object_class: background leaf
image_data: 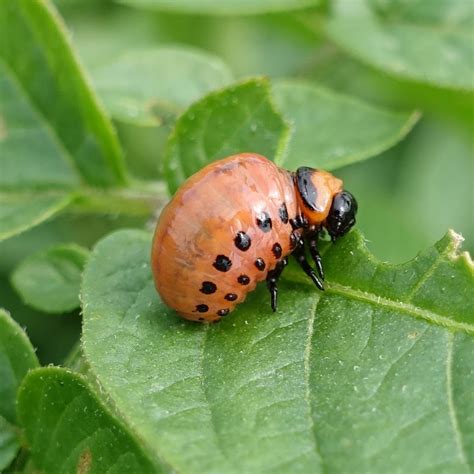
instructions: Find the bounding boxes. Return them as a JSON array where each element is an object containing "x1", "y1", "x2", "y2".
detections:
[
  {"x1": 0, "y1": 416, "x2": 18, "y2": 471},
  {"x1": 11, "y1": 244, "x2": 90, "y2": 314},
  {"x1": 164, "y1": 78, "x2": 290, "y2": 194},
  {"x1": 0, "y1": 0, "x2": 127, "y2": 187},
  {"x1": 0, "y1": 0, "x2": 129, "y2": 242},
  {"x1": 0, "y1": 194, "x2": 73, "y2": 243},
  {"x1": 1, "y1": 1, "x2": 473, "y2": 470},
  {"x1": 82, "y1": 229, "x2": 473, "y2": 473},
  {"x1": 0, "y1": 309, "x2": 39, "y2": 470},
  {"x1": 120, "y1": 0, "x2": 321, "y2": 15},
  {"x1": 324, "y1": 0, "x2": 474, "y2": 90},
  {"x1": 93, "y1": 47, "x2": 234, "y2": 127},
  {"x1": 17, "y1": 367, "x2": 158, "y2": 473},
  {"x1": 273, "y1": 79, "x2": 420, "y2": 170},
  {"x1": 0, "y1": 309, "x2": 39, "y2": 424}
]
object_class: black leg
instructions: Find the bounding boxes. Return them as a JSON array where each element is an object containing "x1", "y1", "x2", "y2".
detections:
[
  {"x1": 293, "y1": 238, "x2": 324, "y2": 291},
  {"x1": 308, "y1": 233, "x2": 324, "y2": 280},
  {"x1": 266, "y1": 257, "x2": 288, "y2": 312}
]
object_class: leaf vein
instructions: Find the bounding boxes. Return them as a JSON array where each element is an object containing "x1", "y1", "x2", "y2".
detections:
[
  {"x1": 305, "y1": 295, "x2": 325, "y2": 472},
  {"x1": 406, "y1": 244, "x2": 450, "y2": 302},
  {"x1": 446, "y1": 332, "x2": 469, "y2": 468},
  {"x1": 327, "y1": 283, "x2": 473, "y2": 334}
]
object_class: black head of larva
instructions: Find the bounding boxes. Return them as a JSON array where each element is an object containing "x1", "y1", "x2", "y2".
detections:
[{"x1": 326, "y1": 191, "x2": 358, "y2": 241}]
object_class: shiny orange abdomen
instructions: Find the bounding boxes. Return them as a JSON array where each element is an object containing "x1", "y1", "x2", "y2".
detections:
[{"x1": 151, "y1": 154, "x2": 300, "y2": 322}]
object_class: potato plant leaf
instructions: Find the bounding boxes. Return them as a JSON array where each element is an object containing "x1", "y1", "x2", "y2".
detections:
[
  {"x1": 164, "y1": 77, "x2": 419, "y2": 194},
  {"x1": 324, "y1": 0, "x2": 474, "y2": 90},
  {"x1": 0, "y1": 0, "x2": 128, "y2": 241},
  {"x1": 120, "y1": 0, "x2": 321, "y2": 15},
  {"x1": 164, "y1": 78, "x2": 290, "y2": 194},
  {"x1": 93, "y1": 47, "x2": 234, "y2": 127},
  {"x1": 273, "y1": 79, "x2": 420, "y2": 170},
  {"x1": 0, "y1": 309, "x2": 39, "y2": 470},
  {"x1": 11, "y1": 244, "x2": 90, "y2": 314},
  {"x1": 0, "y1": 416, "x2": 18, "y2": 471},
  {"x1": 17, "y1": 368, "x2": 158, "y2": 473},
  {"x1": 0, "y1": 194, "x2": 73, "y2": 243},
  {"x1": 81, "y1": 228, "x2": 473, "y2": 473}
]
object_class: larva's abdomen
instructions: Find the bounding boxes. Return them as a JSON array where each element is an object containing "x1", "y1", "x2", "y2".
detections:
[{"x1": 152, "y1": 154, "x2": 300, "y2": 322}]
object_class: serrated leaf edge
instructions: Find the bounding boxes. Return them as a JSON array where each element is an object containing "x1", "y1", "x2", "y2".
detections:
[{"x1": 326, "y1": 229, "x2": 473, "y2": 334}]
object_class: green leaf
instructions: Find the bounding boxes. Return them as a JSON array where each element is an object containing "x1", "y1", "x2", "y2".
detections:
[
  {"x1": 93, "y1": 47, "x2": 234, "y2": 127},
  {"x1": 0, "y1": 309, "x2": 39, "y2": 470},
  {"x1": 11, "y1": 244, "x2": 90, "y2": 314},
  {"x1": 82, "y1": 228, "x2": 474, "y2": 473},
  {"x1": 0, "y1": 0, "x2": 127, "y2": 188},
  {"x1": 0, "y1": 416, "x2": 19, "y2": 471},
  {"x1": 164, "y1": 78, "x2": 290, "y2": 194},
  {"x1": 0, "y1": 0, "x2": 131, "y2": 242},
  {"x1": 120, "y1": 0, "x2": 321, "y2": 15},
  {"x1": 272, "y1": 79, "x2": 420, "y2": 170},
  {"x1": 164, "y1": 76, "x2": 419, "y2": 194},
  {"x1": 0, "y1": 194, "x2": 73, "y2": 243},
  {"x1": 0, "y1": 309, "x2": 39, "y2": 424},
  {"x1": 17, "y1": 367, "x2": 158, "y2": 473},
  {"x1": 324, "y1": 0, "x2": 474, "y2": 90}
]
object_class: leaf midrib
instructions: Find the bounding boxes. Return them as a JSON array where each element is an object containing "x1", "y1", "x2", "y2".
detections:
[
  {"x1": 327, "y1": 282, "x2": 473, "y2": 334},
  {"x1": 0, "y1": 58, "x2": 81, "y2": 183}
]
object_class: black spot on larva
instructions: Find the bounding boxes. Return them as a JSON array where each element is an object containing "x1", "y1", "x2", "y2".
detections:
[
  {"x1": 272, "y1": 242, "x2": 282, "y2": 259},
  {"x1": 237, "y1": 274, "x2": 250, "y2": 285},
  {"x1": 290, "y1": 215, "x2": 308, "y2": 230},
  {"x1": 279, "y1": 203, "x2": 289, "y2": 224},
  {"x1": 217, "y1": 309, "x2": 230, "y2": 316},
  {"x1": 256, "y1": 212, "x2": 272, "y2": 233},
  {"x1": 213, "y1": 255, "x2": 232, "y2": 272},
  {"x1": 200, "y1": 281, "x2": 217, "y2": 294},
  {"x1": 195, "y1": 304, "x2": 209, "y2": 313},
  {"x1": 234, "y1": 231, "x2": 251, "y2": 251},
  {"x1": 225, "y1": 293, "x2": 238, "y2": 301},
  {"x1": 198, "y1": 317, "x2": 205, "y2": 321},
  {"x1": 296, "y1": 167, "x2": 319, "y2": 212},
  {"x1": 255, "y1": 258, "x2": 266, "y2": 271},
  {"x1": 290, "y1": 232, "x2": 298, "y2": 249}
]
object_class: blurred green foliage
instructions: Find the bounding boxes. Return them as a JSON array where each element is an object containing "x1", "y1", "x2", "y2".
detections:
[
  {"x1": 0, "y1": 1, "x2": 473, "y2": 472},
  {"x1": 57, "y1": 0, "x2": 472, "y2": 263},
  {"x1": 0, "y1": 0, "x2": 472, "y2": 385}
]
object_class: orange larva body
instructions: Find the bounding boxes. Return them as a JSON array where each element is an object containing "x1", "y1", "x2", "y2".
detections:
[{"x1": 152, "y1": 153, "x2": 353, "y2": 323}]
